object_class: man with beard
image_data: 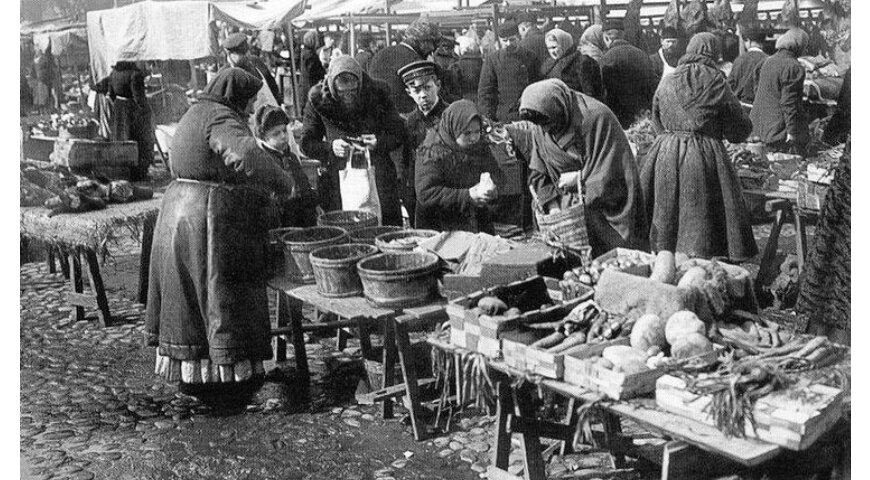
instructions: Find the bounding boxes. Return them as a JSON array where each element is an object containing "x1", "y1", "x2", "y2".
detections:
[
  {"x1": 650, "y1": 26, "x2": 683, "y2": 80},
  {"x1": 300, "y1": 56, "x2": 406, "y2": 226},
  {"x1": 477, "y1": 20, "x2": 541, "y2": 122},
  {"x1": 398, "y1": 61, "x2": 451, "y2": 226}
]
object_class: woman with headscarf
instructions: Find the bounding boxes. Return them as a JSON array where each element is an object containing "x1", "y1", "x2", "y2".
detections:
[
  {"x1": 541, "y1": 28, "x2": 603, "y2": 100},
  {"x1": 751, "y1": 28, "x2": 810, "y2": 155},
  {"x1": 415, "y1": 100, "x2": 503, "y2": 233},
  {"x1": 300, "y1": 56, "x2": 405, "y2": 226},
  {"x1": 298, "y1": 30, "x2": 326, "y2": 111},
  {"x1": 578, "y1": 25, "x2": 606, "y2": 64},
  {"x1": 145, "y1": 68, "x2": 297, "y2": 405},
  {"x1": 640, "y1": 32, "x2": 756, "y2": 261},
  {"x1": 505, "y1": 79, "x2": 648, "y2": 257}
]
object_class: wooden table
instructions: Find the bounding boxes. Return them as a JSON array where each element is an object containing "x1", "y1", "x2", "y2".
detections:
[
  {"x1": 20, "y1": 198, "x2": 161, "y2": 327},
  {"x1": 428, "y1": 337, "x2": 783, "y2": 480},
  {"x1": 268, "y1": 277, "x2": 447, "y2": 439}
]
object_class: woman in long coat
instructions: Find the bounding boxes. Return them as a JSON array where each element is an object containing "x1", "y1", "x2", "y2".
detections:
[
  {"x1": 506, "y1": 79, "x2": 648, "y2": 257},
  {"x1": 540, "y1": 28, "x2": 603, "y2": 100},
  {"x1": 750, "y1": 28, "x2": 810, "y2": 155},
  {"x1": 640, "y1": 32, "x2": 757, "y2": 261},
  {"x1": 415, "y1": 100, "x2": 503, "y2": 233},
  {"x1": 145, "y1": 68, "x2": 296, "y2": 403}
]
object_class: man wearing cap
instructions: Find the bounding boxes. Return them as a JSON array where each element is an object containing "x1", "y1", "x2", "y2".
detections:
[
  {"x1": 368, "y1": 16, "x2": 444, "y2": 115},
  {"x1": 398, "y1": 60, "x2": 451, "y2": 226},
  {"x1": 222, "y1": 33, "x2": 282, "y2": 106},
  {"x1": 599, "y1": 18, "x2": 658, "y2": 127},
  {"x1": 728, "y1": 26, "x2": 769, "y2": 104},
  {"x1": 518, "y1": 13, "x2": 549, "y2": 65},
  {"x1": 650, "y1": 26, "x2": 683, "y2": 80},
  {"x1": 478, "y1": 20, "x2": 541, "y2": 122}
]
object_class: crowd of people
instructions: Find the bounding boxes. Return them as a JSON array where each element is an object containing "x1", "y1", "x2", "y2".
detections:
[{"x1": 141, "y1": 14, "x2": 850, "y2": 400}]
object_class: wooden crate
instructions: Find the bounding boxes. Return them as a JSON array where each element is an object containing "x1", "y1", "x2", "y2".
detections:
[
  {"x1": 51, "y1": 138, "x2": 139, "y2": 170},
  {"x1": 562, "y1": 338, "x2": 653, "y2": 398},
  {"x1": 656, "y1": 375, "x2": 844, "y2": 450},
  {"x1": 593, "y1": 248, "x2": 656, "y2": 278}
]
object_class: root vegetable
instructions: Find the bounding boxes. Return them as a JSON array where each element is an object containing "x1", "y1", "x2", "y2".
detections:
[
  {"x1": 547, "y1": 331, "x2": 588, "y2": 353},
  {"x1": 630, "y1": 314, "x2": 667, "y2": 351},
  {"x1": 530, "y1": 331, "x2": 566, "y2": 349},
  {"x1": 665, "y1": 311, "x2": 706, "y2": 345},
  {"x1": 650, "y1": 250, "x2": 677, "y2": 284},
  {"x1": 477, "y1": 297, "x2": 508, "y2": 315},
  {"x1": 671, "y1": 333, "x2": 714, "y2": 359},
  {"x1": 791, "y1": 336, "x2": 828, "y2": 359}
]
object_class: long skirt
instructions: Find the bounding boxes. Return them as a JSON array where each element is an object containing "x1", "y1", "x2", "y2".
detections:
[
  {"x1": 640, "y1": 132, "x2": 758, "y2": 261},
  {"x1": 112, "y1": 98, "x2": 155, "y2": 179}
]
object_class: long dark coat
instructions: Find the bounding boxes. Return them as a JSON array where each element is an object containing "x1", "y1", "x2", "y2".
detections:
[
  {"x1": 519, "y1": 27, "x2": 550, "y2": 65},
  {"x1": 452, "y1": 52, "x2": 484, "y2": 104},
  {"x1": 750, "y1": 49, "x2": 809, "y2": 146},
  {"x1": 640, "y1": 54, "x2": 757, "y2": 261},
  {"x1": 299, "y1": 73, "x2": 405, "y2": 226},
  {"x1": 600, "y1": 39, "x2": 659, "y2": 128},
  {"x1": 477, "y1": 46, "x2": 541, "y2": 122},
  {"x1": 145, "y1": 73, "x2": 295, "y2": 365},
  {"x1": 297, "y1": 46, "x2": 325, "y2": 110},
  {"x1": 402, "y1": 99, "x2": 450, "y2": 227},
  {"x1": 541, "y1": 51, "x2": 603, "y2": 100},
  {"x1": 727, "y1": 49, "x2": 768, "y2": 104}
]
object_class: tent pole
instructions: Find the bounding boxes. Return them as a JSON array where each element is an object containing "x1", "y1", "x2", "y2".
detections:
[
  {"x1": 287, "y1": 23, "x2": 300, "y2": 118},
  {"x1": 349, "y1": 13, "x2": 356, "y2": 56}
]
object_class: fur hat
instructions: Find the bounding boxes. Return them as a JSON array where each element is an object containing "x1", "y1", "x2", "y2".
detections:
[{"x1": 254, "y1": 105, "x2": 289, "y2": 138}]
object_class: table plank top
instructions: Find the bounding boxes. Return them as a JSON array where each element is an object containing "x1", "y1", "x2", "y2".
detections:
[{"x1": 427, "y1": 337, "x2": 782, "y2": 467}]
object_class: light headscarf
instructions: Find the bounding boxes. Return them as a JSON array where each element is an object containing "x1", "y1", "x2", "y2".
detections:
[{"x1": 545, "y1": 28, "x2": 575, "y2": 59}]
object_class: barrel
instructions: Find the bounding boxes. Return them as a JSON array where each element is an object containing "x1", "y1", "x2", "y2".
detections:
[
  {"x1": 357, "y1": 251, "x2": 441, "y2": 308},
  {"x1": 317, "y1": 210, "x2": 378, "y2": 234},
  {"x1": 282, "y1": 226, "x2": 349, "y2": 283},
  {"x1": 374, "y1": 229, "x2": 439, "y2": 253},
  {"x1": 309, "y1": 243, "x2": 378, "y2": 298},
  {"x1": 349, "y1": 225, "x2": 403, "y2": 246}
]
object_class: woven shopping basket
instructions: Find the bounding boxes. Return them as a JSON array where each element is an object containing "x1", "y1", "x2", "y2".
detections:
[{"x1": 534, "y1": 197, "x2": 589, "y2": 252}]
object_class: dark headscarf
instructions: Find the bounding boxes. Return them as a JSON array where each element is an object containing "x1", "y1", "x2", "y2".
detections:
[
  {"x1": 519, "y1": 79, "x2": 578, "y2": 142},
  {"x1": 775, "y1": 27, "x2": 809, "y2": 56},
  {"x1": 201, "y1": 67, "x2": 263, "y2": 114},
  {"x1": 679, "y1": 32, "x2": 721, "y2": 69},
  {"x1": 437, "y1": 100, "x2": 482, "y2": 150}
]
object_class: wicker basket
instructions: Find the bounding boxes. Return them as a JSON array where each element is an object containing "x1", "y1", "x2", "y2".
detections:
[
  {"x1": 309, "y1": 243, "x2": 378, "y2": 297},
  {"x1": 357, "y1": 252, "x2": 441, "y2": 308},
  {"x1": 535, "y1": 201, "x2": 589, "y2": 251},
  {"x1": 349, "y1": 225, "x2": 403, "y2": 246},
  {"x1": 374, "y1": 229, "x2": 439, "y2": 253},
  {"x1": 317, "y1": 210, "x2": 379, "y2": 233},
  {"x1": 282, "y1": 226, "x2": 349, "y2": 284}
]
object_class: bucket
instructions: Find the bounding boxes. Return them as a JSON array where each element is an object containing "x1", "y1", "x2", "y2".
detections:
[
  {"x1": 317, "y1": 210, "x2": 379, "y2": 234},
  {"x1": 374, "y1": 229, "x2": 439, "y2": 253},
  {"x1": 309, "y1": 243, "x2": 378, "y2": 298},
  {"x1": 349, "y1": 225, "x2": 403, "y2": 246},
  {"x1": 282, "y1": 226, "x2": 349, "y2": 283},
  {"x1": 357, "y1": 252, "x2": 441, "y2": 308},
  {"x1": 269, "y1": 227, "x2": 301, "y2": 276}
]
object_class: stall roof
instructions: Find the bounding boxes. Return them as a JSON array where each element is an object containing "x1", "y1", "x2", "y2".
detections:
[{"x1": 211, "y1": 0, "x2": 305, "y2": 30}]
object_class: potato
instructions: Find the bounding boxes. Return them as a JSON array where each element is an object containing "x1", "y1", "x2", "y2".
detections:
[
  {"x1": 671, "y1": 333, "x2": 714, "y2": 359},
  {"x1": 630, "y1": 313, "x2": 667, "y2": 351},
  {"x1": 504, "y1": 307, "x2": 522, "y2": 318},
  {"x1": 665, "y1": 311, "x2": 706, "y2": 345},
  {"x1": 477, "y1": 296, "x2": 508, "y2": 315},
  {"x1": 650, "y1": 250, "x2": 676, "y2": 284},
  {"x1": 677, "y1": 266, "x2": 707, "y2": 289}
]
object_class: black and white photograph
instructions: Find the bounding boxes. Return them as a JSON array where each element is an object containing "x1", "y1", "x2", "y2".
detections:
[{"x1": 16, "y1": 0, "x2": 855, "y2": 478}]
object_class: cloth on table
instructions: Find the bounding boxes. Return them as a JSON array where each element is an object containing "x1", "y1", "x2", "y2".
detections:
[{"x1": 418, "y1": 231, "x2": 515, "y2": 276}]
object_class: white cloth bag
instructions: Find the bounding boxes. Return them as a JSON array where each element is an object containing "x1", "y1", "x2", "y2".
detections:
[{"x1": 339, "y1": 145, "x2": 382, "y2": 222}]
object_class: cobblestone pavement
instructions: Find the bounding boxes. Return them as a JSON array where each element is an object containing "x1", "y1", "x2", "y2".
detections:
[{"x1": 20, "y1": 220, "x2": 808, "y2": 480}]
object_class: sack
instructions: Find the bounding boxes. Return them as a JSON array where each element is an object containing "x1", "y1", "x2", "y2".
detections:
[
  {"x1": 339, "y1": 145, "x2": 382, "y2": 222},
  {"x1": 534, "y1": 195, "x2": 589, "y2": 252}
]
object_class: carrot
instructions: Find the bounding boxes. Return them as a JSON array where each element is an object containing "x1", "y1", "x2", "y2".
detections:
[
  {"x1": 530, "y1": 331, "x2": 566, "y2": 349},
  {"x1": 791, "y1": 336, "x2": 828, "y2": 359},
  {"x1": 547, "y1": 331, "x2": 588, "y2": 353}
]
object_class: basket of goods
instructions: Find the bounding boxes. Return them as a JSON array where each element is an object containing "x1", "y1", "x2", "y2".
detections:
[
  {"x1": 51, "y1": 111, "x2": 98, "y2": 140},
  {"x1": 559, "y1": 248, "x2": 655, "y2": 297},
  {"x1": 446, "y1": 276, "x2": 592, "y2": 369},
  {"x1": 356, "y1": 251, "x2": 442, "y2": 308},
  {"x1": 534, "y1": 200, "x2": 589, "y2": 253},
  {"x1": 317, "y1": 210, "x2": 378, "y2": 233},
  {"x1": 282, "y1": 226, "x2": 349, "y2": 283},
  {"x1": 309, "y1": 243, "x2": 379, "y2": 297},
  {"x1": 375, "y1": 229, "x2": 439, "y2": 253},
  {"x1": 349, "y1": 225, "x2": 403, "y2": 246}
]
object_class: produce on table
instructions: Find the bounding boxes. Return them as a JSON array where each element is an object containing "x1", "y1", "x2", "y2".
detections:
[
  {"x1": 602, "y1": 345, "x2": 649, "y2": 374},
  {"x1": 649, "y1": 250, "x2": 676, "y2": 284},
  {"x1": 386, "y1": 236, "x2": 428, "y2": 247},
  {"x1": 671, "y1": 333, "x2": 714, "y2": 359},
  {"x1": 630, "y1": 313, "x2": 667, "y2": 351},
  {"x1": 664, "y1": 311, "x2": 706, "y2": 345},
  {"x1": 676, "y1": 266, "x2": 707, "y2": 289},
  {"x1": 594, "y1": 270, "x2": 698, "y2": 323},
  {"x1": 476, "y1": 296, "x2": 508, "y2": 316}
]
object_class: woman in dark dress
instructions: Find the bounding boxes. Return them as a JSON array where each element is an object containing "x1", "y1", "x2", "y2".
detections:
[
  {"x1": 415, "y1": 100, "x2": 503, "y2": 233},
  {"x1": 540, "y1": 28, "x2": 603, "y2": 100},
  {"x1": 145, "y1": 68, "x2": 297, "y2": 405},
  {"x1": 640, "y1": 32, "x2": 757, "y2": 261}
]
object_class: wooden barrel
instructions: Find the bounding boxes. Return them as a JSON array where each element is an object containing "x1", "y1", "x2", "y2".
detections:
[
  {"x1": 349, "y1": 225, "x2": 402, "y2": 246},
  {"x1": 317, "y1": 210, "x2": 378, "y2": 233},
  {"x1": 357, "y1": 251, "x2": 441, "y2": 308},
  {"x1": 282, "y1": 226, "x2": 349, "y2": 284},
  {"x1": 309, "y1": 243, "x2": 378, "y2": 298},
  {"x1": 374, "y1": 229, "x2": 439, "y2": 253}
]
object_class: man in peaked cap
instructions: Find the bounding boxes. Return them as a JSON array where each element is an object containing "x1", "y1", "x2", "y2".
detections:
[
  {"x1": 599, "y1": 18, "x2": 658, "y2": 127},
  {"x1": 398, "y1": 60, "x2": 451, "y2": 225},
  {"x1": 477, "y1": 19, "x2": 540, "y2": 122},
  {"x1": 221, "y1": 32, "x2": 282, "y2": 106}
]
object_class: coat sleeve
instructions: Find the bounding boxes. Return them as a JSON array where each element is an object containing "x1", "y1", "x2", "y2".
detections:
[
  {"x1": 92, "y1": 76, "x2": 110, "y2": 95},
  {"x1": 726, "y1": 59, "x2": 741, "y2": 94},
  {"x1": 477, "y1": 53, "x2": 498, "y2": 120},
  {"x1": 650, "y1": 89, "x2": 665, "y2": 135},
  {"x1": 780, "y1": 62, "x2": 807, "y2": 138},
  {"x1": 373, "y1": 95, "x2": 406, "y2": 155},
  {"x1": 415, "y1": 145, "x2": 473, "y2": 213},
  {"x1": 299, "y1": 100, "x2": 333, "y2": 166},
  {"x1": 207, "y1": 112, "x2": 295, "y2": 195}
]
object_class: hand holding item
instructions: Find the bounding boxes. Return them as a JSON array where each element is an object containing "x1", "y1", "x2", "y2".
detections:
[
  {"x1": 360, "y1": 134, "x2": 378, "y2": 149},
  {"x1": 470, "y1": 173, "x2": 498, "y2": 207},
  {"x1": 558, "y1": 170, "x2": 581, "y2": 191},
  {"x1": 332, "y1": 139, "x2": 351, "y2": 158}
]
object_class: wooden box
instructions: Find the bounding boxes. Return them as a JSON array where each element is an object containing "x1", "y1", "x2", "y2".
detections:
[
  {"x1": 656, "y1": 375, "x2": 844, "y2": 450},
  {"x1": 797, "y1": 179, "x2": 829, "y2": 212},
  {"x1": 480, "y1": 244, "x2": 576, "y2": 285},
  {"x1": 561, "y1": 338, "x2": 666, "y2": 400},
  {"x1": 593, "y1": 248, "x2": 656, "y2": 278}
]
